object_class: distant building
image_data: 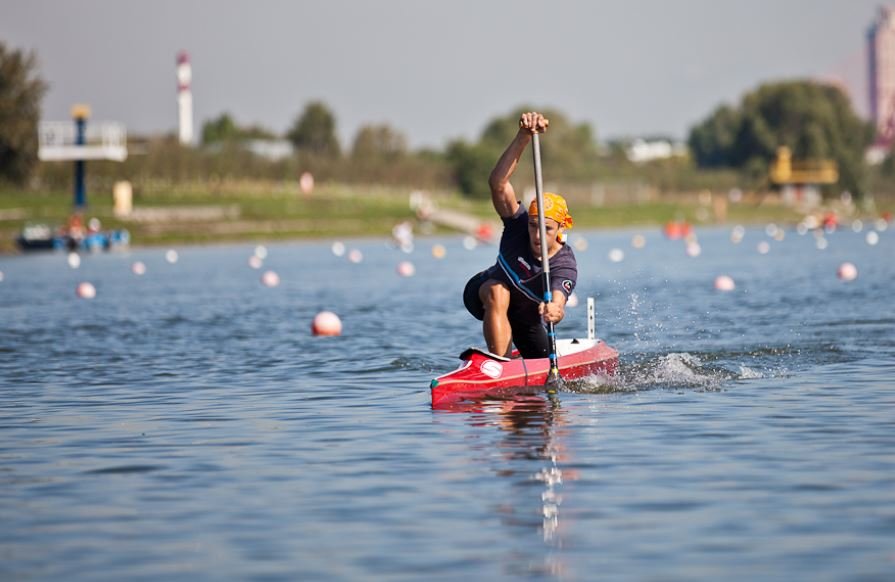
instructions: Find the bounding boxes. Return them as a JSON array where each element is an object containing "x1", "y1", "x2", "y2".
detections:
[
  {"x1": 869, "y1": 7, "x2": 895, "y2": 132},
  {"x1": 625, "y1": 139, "x2": 687, "y2": 164},
  {"x1": 245, "y1": 139, "x2": 294, "y2": 161}
]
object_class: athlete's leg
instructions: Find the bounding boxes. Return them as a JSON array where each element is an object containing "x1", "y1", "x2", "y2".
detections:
[
  {"x1": 479, "y1": 279, "x2": 513, "y2": 357},
  {"x1": 509, "y1": 319, "x2": 549, "y2": 359}
]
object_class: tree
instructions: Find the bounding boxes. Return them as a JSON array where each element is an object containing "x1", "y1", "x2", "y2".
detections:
[
  {"x1": 201, "y1": 113, "x2": 239, "y2": 145},
  {"x1": 351, "y1": 124, "x2": 407, "y2": 162},
  {"x1": 447, "y1": 105, "x2": 600, "y2": 198},
  {"x1": 201, "y1": 112, "x2": 276, "y2": 145},
  {"x1": 688, "y1": 105, "x2": 741, "y2": 168},
  {"x1": 688, "y1": 80, "x2": 874, "y2": 195},
  {"x1": 446, "y1": 139, "x2": 497, "y2": 199},
  {"x1": 287, "y1": 101, "x2": 341, "y2": 158},
  {"x1": 0, "y1": 43, "x2": 48, "y2": 185}
]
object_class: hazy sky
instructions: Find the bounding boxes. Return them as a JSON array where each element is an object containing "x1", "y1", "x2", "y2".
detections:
[{"x1": 0, "y1": 0, "x2": 879, "y2": 148}]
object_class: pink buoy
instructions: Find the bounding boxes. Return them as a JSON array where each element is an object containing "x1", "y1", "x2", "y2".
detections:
[
  {"x1": 248, "y1": 255, "x2": 263, "y2": 269},
  {"x1": 312, "y1": 311, "x2": 342, "y2": 336},
  {"x1": 714, "y1": 275, "x2": 735, "y2": 292},
  {"x1": 132, "y1": 261, "x2": 146, "y2": 276},
  {"x1": 76, "y1": 282, "x2": 97, "y2": 299},
  {"x1": 397, "y1": 261, "x2": 415, "y2": 277},
  {"x1": 261, "y1": 270, "x2": 280, "y2": 288},
  {"x1": 837, "y1": 262, "x2": 858, "y2": 282}
]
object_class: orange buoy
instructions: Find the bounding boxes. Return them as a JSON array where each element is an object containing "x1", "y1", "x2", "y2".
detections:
[{"x1": 312, "y1": 311, "x2": 342, "y2": 336}]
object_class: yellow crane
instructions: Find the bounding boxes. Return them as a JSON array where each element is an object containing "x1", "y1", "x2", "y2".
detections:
[{"x1": 769, "y1": 147, "x2": 838, "y2": 185}]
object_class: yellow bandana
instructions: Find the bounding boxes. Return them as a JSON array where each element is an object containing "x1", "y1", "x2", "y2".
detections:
[{"x1": 528, "y1": 192, "x2": 573, "y2": 229}]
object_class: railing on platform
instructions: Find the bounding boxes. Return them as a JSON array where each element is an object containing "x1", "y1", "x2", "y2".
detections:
[{"x1": 38, "y1": 121, "x2": 128, "y2": 162}]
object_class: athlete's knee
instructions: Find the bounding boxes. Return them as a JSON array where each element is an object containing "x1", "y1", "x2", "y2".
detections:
[{"x1": 479, "y1": 280, "x2": 510, "y2": 311}]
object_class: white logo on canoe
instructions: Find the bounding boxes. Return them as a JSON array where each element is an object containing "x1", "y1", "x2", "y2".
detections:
[{"x1": 480, "y1": 360, "x2": 503, "y2": 379}]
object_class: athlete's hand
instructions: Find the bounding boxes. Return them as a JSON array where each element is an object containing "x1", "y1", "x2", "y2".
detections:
[
  {"x1": 519, "y1": 112, "x2": 549, "y2": 135},
  {"x1": 539, "y1": 300, "x2": 564, "y2": 324}
]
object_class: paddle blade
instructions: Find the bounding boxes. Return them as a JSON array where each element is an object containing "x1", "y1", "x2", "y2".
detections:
[{"x1": 545, "y1": 366, "x2": 564, "y2": 394}]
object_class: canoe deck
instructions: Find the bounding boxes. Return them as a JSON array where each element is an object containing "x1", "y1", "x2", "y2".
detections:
[{"x1": 430, "y1": 338, "x2": 618, "y2": 407}]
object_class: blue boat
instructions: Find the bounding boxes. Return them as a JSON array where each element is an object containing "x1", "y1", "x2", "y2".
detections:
[{"x1": 16, "y1": 222, "x2": 130, "y2": 252}]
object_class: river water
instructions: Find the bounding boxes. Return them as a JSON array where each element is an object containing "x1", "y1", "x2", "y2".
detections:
[{"x1": 1, "y1": 223, "x2": 893, "y2": 581}]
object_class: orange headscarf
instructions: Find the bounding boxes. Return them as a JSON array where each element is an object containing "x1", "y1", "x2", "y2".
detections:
[{"x1": 528, "y1": 192, "x2": 573, "y2": 229}]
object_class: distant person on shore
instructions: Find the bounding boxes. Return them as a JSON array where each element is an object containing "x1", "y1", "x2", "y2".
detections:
[{"x1": 463, "y1": 112, "x2": 577, "y2": 358}]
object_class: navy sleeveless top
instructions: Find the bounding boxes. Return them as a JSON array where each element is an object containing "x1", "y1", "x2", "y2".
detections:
[{"x1": 487, "y1": 205, "x2": 578, "y2": 305}]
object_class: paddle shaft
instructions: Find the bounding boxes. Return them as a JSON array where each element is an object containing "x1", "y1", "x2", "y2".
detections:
[{"x1": 531, "y1": 133, "x2": 561, "y2": 387}]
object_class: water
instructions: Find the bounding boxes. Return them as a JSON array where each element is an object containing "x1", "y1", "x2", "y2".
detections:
[{"x1": 1, "y1": 225, "x2": 893, "y2": 581}]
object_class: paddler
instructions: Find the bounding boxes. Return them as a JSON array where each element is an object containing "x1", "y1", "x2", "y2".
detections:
[{"x1": 463, "y1": 111, "x2": 577, "y2": 358}]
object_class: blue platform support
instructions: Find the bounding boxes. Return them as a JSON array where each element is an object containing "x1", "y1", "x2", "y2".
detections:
[{"x1": 74, "y1": 116, "x2": 86, "y2": 209}]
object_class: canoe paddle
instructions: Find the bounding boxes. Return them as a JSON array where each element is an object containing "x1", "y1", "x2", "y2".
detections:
[{"x1": 531, "y1": 132, "x2": 563, "y2": 392}]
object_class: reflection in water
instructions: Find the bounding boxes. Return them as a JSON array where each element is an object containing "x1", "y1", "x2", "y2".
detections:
[{"x1": 438, "y1": 394, "x2": 573, "y2": 565}]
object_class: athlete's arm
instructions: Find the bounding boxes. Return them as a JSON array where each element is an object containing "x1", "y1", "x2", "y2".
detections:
[{"x1": 488, "y1": 112, "x2": 549, "y2": 219}]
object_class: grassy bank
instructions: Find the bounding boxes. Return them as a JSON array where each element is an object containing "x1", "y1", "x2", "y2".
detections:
[{"x1": 1, "y1": 183, "x2": 888, "y2": 254}]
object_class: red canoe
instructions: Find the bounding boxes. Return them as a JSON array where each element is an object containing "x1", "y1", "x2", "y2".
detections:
[{"x1": 430, "y1": 338, "x2": 619, "y2": 408}]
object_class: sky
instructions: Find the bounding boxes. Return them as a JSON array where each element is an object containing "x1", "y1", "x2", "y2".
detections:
[{"x1": 0, "y1": 0, "x2": 880, "y2": 149}]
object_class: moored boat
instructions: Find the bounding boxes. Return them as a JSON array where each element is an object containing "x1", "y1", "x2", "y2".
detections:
[{"x1": 430, "y1": 298, "x2": 618, "y2": 407}]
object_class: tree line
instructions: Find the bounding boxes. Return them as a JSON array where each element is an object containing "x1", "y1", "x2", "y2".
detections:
[{"x1": 0, "y1": 41, "x2": 887, "y2": 199}]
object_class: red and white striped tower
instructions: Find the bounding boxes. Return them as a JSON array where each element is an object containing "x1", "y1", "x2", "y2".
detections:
[{"x1": 176, "y1": 51, "x2": 193, "y2": 145}]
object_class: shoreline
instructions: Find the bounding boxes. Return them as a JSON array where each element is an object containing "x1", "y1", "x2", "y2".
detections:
[{"x1": 2, "y1": 186, "x2": 890, "y2": 255}]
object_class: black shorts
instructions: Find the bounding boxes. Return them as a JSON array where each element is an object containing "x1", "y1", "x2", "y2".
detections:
[{"x1": 463, "y1": 271, "x2": 549, "y2": 359}]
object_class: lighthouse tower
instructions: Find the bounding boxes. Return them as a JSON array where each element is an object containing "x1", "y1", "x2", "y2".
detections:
[{"x1": 176, "y1": 51, "x2": 193, "y2": 145}]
